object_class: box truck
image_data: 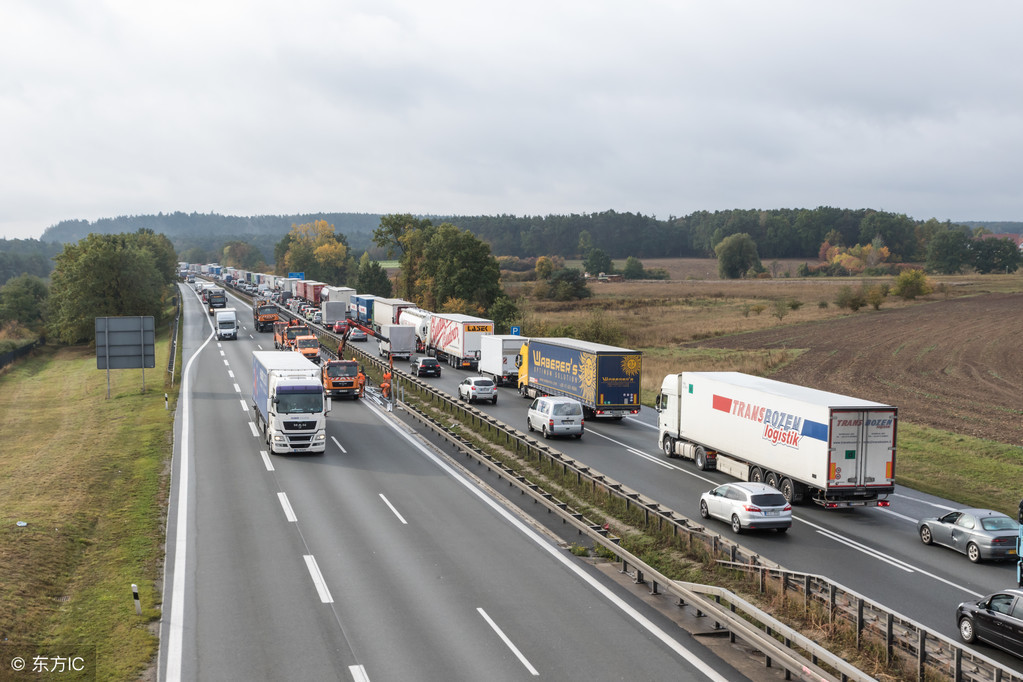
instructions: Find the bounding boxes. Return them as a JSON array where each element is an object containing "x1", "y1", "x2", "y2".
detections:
[
  {"x1": 377, "y1": 324, "x2": 416, "y2": 361},
  {"x1": 251, "y1": 351, "x2": 329, "y2": 454},
  {"x1": 321, "y1": 300, "x2": 348, "y2": 327},
  {"x1": 426, "y1": 314, "x2": 493, "y2": 369},
  {"x1": 352, "y1": 295, "x2": 377, "y2": 326},
  {"x1": 479, "y1": 335, "x2": 528, "y2": 386},
  {"x1": 516, "y1": 338, "x2": 642, "y2": 419},
  {"x1": 655, "y1": 372, "x2": 897, "y2": 507}
]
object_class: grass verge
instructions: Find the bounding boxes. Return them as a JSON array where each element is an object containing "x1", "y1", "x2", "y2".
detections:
[{"x1": 0, "y1": 324, "x2": 177, "y2": 680}]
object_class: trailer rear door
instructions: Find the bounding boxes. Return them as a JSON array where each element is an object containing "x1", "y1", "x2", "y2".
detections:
[{"x1": 828, "y1": 409, "x2": 896, "y2": 489}]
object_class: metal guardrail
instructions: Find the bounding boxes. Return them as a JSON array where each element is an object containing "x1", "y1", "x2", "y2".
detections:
[{"x1": 0, "y1": 339, "x2": 41, "y2": 371}]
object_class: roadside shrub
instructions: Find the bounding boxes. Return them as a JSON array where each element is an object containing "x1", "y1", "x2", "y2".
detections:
[
  {"x1": 787, "y1": 299, "x2": 803, "y2": 311},
  {"x1": 866, "y1": 284, "x2": 890, "y2": 310},
  {"x1": 818, "y1": 300, "x2": 829, "y2": 309},
  {"x1": 891, "y1": 269, "x2": 932, "y2": 300},
  {"x1": 835, "y1": 285, "x2": 866, "y2": 311}
]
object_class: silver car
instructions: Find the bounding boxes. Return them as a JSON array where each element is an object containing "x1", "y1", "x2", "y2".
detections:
[
  {"x1": 458, "y1": 377, "x2": 497, "y2": 404},
  {"x1": 527, "y1": 396, "x2": 584, "y2": 439},
  {"x1": 918, "y1": 508, "x2": 1019, "y2": 563},
  {"x1": 700, "y1": 482, "x2": 792, "y2": 534}
]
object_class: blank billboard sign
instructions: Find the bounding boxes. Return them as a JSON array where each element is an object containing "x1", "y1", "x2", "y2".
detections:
[{"x1": 95, "y1": 316, "x2": 156, "y2": 369}]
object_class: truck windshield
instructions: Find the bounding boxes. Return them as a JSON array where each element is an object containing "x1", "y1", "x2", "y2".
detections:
[
  {"x1": 297, "y1": 338, "x2": 318, "y2": 349},
  {"x1": 327, "y1": 364, "x2": 357, "y2": 378},
  {"x1": 277, "y1": 392, "x2": 323, "y2": 414},
  {"x1": 258, "y1": 306, "x2": 276, "y2": 315},
  {"x1": 219, "y1": 321, "x2": 234, "y2": 329}
]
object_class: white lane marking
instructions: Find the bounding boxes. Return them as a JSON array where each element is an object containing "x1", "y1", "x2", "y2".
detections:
[
  {"x1": 332, "y1": 436, "x2": 347, "y2": 453},
  {"x1": 260, "y1": 450, "x2": 274, "y2": 471},
  {"x1": 233, "y1": 383, "x2": 241, "y2": 393},
  {"x1": 892, "y1": 493, "x2": 957, "y2": 512},
  {"x1": 796, "y1": 516, "x2": 985, "y2": 598},
  {"x1": 814, "y1": 529, "x2": 914, "y2": 573},
  {"x1": 223, "y1": 359, "x2": 229, "y2": 366},
  {"x1": 875, "y1": 506, "x2": 918, "y2": 523},
  {"x1": 240, "y1": 399, "x2": 249, "y2": 411},
  {"x1": 584, "y1": 429, "x2": 713, "y2": 480},
  {"x1": 228, "y1": 370, "x2": 234, "y2": 379},
  {"x1": 477, "y1": 608, "x2": 539, "y2": 676},
  {"x1": 303, "y1": 555, "x2": 334, "y2": 603},
  {"x1": 248, "y1": 422, "x2": 259, "y2": 437},
  {"x1": 379, "y1": 494, "x2": 408, "y2": 525},
  {"x1": 278, "y1": 492, "x2": 297, "y2": 522},
  {"x1": 220, "y1": 349, "x2": 225, "y2": 356},
  {"x1": 362, "y1": 400, "x2": 729, "y2": 681},
  {"x1": 349, "y1": 665, "x2": 371, "y2": 682},
  {"x1": 625, "y1": 416, "x2": 657, "y2": 430}
]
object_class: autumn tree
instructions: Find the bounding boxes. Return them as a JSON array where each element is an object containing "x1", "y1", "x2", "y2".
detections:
[
  {"x1": 715, "y1": 233, "x2": 761, "y2": 279},
  {"x1": 275, "y1": 220, "x2": 355, "y2": 284}
]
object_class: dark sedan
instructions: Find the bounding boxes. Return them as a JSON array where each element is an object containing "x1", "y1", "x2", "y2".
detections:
[
  {"x1": 918, "y1": 508, "x2": 1019, "y2": 563},
  {"x1": 957, "y1": 589, "x2": 1023, "y2": 658}
]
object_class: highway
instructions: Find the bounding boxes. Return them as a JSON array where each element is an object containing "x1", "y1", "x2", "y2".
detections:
[
  {"x1": 388, "y1": 336, "x2": 1023, "y2": 674},
  {"x1": 158, "y1": 286, "x2": 747, "y2": 681}
]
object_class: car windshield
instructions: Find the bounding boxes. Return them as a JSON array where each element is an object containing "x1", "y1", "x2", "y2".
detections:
[
  {"x1": 981, "y1": 516, "x2": 1019, "y2": 531},
  {"x1": 277, "y1": 392, "x2": 323, "y2": 414},
  {"x1": 552, "y1": 402, "x2": 581, "y2": 416},
  {"x1": 750, "y1": 493, "x2": 788, "y2": 507},
  {"x1": 475, "y1": 380, "x2": 494, "y2": 388},
  {"x1": 420, "y1": 359, "x2": 438, "y2": 366},
  {"x1": 327, "y1": 364, "x2": 357, "y2": 378}
]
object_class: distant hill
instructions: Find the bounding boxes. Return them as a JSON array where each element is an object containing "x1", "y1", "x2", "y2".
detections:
[{"x1": 959, "y1": 221, "x2": 1023, "y2": 234}]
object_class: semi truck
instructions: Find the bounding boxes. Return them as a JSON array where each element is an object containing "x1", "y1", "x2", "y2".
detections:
[
  {"x1": 321, "y1": 359, "x2": 360, "y2": 399},
  {"x1": 252, "y1": 299, "x2": 279, "y2": 332},
  {"x1": 516, "y1": 338, "x2": 642, "y2": 419},
  {"x1": 426, "y1": 314, "x2": 493, "y2": 369},
  {"x1": 377, "y1": 324, "x2": 416, "y2": 361},
  {"x1": 352, "y1": 295, "x2": 377, "y2": 327},
  {"x1": 479, "y1": 335, "x2": 528, "y2": 386},
  {"x1": 655, "y1": 372, "x2": 897, "y2": 507},
  {"x1": 215, "y1": 308, "x2": 238, "y2": 340},
  {"x1": 372, "y1": 298, "x2": 415, "y2": 330},
  {"x1": 321, "y1": 300, "x2": 348, "y2": 327},
  {"x1": 251, "y1": 351, "x2": 329, "y2": 454},
  {"x1": 206, "y1": 287, "x2": 227, "y2": 315},
  {"x1": 397, "y1": 308, "x2": 432, "y2": 352}
]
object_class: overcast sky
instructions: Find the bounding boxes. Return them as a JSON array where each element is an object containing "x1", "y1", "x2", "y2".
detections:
[{"x1": 3, "y1": 1, "x2": 1022, "y2": 240}]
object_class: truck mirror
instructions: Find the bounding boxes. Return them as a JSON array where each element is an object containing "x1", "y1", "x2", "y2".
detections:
[
  {"x1": 1018, "y1": 498, "x2": 1023, "y2": 524},
  {"x1": 654, "y1": 394, "x2": 662, "y2": 412},
  {"x1": 514, "y1": 354, "x2": 522, "y2": 368},
  {"x1": 325, "y1": 397, "x2": 332, "y2": 414}
]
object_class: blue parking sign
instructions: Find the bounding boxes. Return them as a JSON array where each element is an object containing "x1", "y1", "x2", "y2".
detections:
[{"x1": 510, "y1": 326, "x2": 521, "y2": 336}]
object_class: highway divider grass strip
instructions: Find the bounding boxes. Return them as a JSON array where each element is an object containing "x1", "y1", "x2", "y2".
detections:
[{"x1": 0, "y1": 328, "x2": 177, "y2": 680}]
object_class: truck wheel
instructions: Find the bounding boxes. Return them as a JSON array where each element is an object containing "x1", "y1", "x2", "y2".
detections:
[
  {"x1": 765, "y1": 472, "x2": 779, "y2": 489},
  {"x1": 750, "y1": 467, "x2": 764, "y2": 483},
  {"x1": 662, "y1": 436, "x2": 675, "y2": 458},
  {"x1": 694, "y1": 447, "x2": 708, "y2": 470},
  {"x1": 779, "y1": 478, "x2": 797, "y2": 504}
]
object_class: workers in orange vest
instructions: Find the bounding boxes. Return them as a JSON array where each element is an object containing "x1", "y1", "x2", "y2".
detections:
[
  {"x1": 357, "y1": 367, "x2": 366, "y2": 397},
  {"x1": 381, "y1": 370, "x2": 392, "y2": 399}
]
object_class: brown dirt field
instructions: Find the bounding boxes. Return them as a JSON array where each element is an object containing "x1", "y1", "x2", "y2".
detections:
[{"x1": 687, "y1": 293, "x2": 1023, "y2": 446}]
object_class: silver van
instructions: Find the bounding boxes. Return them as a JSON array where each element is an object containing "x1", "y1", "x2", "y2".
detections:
[{"x1": 527, "y1": 396, "x2": 584, "y2": 439}]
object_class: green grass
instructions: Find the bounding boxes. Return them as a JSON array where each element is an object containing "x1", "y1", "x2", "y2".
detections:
[{"x1": 0, "y1": 329, "x2": 176, "y2": 679}]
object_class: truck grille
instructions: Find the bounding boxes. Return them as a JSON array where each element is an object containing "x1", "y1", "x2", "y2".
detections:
[{"x1": 283, "y1": 421, "x2": 315, "y2": 431}]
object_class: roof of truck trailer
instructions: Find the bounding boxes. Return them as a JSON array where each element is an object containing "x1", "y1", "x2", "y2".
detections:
[
  {"x1": 530, "y1": 337, "x2": 639, "y2": 354},
  {"x1": 681, "y1": 371, "x2": 894, "y2": 410}
]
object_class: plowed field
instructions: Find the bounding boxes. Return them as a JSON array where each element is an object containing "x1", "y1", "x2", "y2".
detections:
[{"x1": 688, "y1": 293, "x2": 1023, "y2": 446}]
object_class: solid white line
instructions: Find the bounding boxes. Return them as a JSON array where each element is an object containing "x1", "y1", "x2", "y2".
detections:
[
  {"x1": 379, "y1": 494, "x2": 408, "y2": 525},
  {"x1": 584, "y1": 429, "x2": 714, "y2": 481},
  {"x1": 875, "y1": 506, "x2": 918, "y2": 523},
  {"x1": 248, "y1": 422, "x2": 259, "y2": 437},
  {"x1": 240, "y1": 399, "x2": 248, "y2": 411},
  {"x1": 164, "y1": 320, "x2": 216, "y2": 681},
  {"x1": 477, "y1": 608, "x2": 539, "y2": 676},
  {"x1": 362, "y1": 401, "x2": 729, "y2": 681},
  {"x1": 332, "y1": 436, "x2": 347, "y2": 453},
  {"x1": 892, "y1": 493, "x2": 956, "y2": 512},
  {"x1": 349, "y1": 665, "x2": 371, "y2": 682},
  {"x1": 278, "y1": 492, "x2": 297, "y2": 522},
  {"x1": 814, "y1": 529, "x2": 914, "y2": 572},
  {"x1": 233, "y1": 383, "x2": 241, "y2": 393},
  {"x1": 303, "y1": 555, "x2": 334, "y2": 603},
  {"x1": 260, "y1": 450, "x2": 274, "y2": 471},
  {"x1": 625, "y1": 416, "x2": 657, "y2": 430}
]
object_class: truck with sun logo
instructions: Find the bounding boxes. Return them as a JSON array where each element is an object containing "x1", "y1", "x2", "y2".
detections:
[
  {"x1": 654, "y1": 372, "x2": 897, "y2": 507},
  {"x1": 515, "y1": 338, "x2": 642, "y2": 419}
]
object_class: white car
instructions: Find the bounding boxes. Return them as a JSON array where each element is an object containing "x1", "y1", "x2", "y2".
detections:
[
  {"x1": 699, "y1": 482, "x2": 792, "y2": 534},
  {"x1": 458, "y1": 377, "x2": 497, "y2": 404},
  {"x1": 527, "y1": 396, "x2": 584, "y2": 439}
]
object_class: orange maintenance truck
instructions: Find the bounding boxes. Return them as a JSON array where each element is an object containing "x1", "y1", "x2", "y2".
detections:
[
  {"x1": 274, "y1": 320, "x2": 313, "y2": 350},
  {"x1": 321, "y1": 359, "x2": 360, "y2": 399},
  {"x1": 293, "y1": 335, "x2": 322, "y2": 364},
  {"x1": 253, "y1": 299, "x2": 279, "y2": 332}
]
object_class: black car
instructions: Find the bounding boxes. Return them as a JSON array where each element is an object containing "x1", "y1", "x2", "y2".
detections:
[
  {"x1": 957, "y1": 588, "x2": 1023, "y2": 658},
  {"x1": 410, "y1": 356, "x2": 441, "y2": 377}
]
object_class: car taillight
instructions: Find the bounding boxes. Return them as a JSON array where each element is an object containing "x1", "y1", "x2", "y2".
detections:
[
  {"x1": 992, "y1": 537, "x2": 1011, "y2": 544},
  {"x1": 743, "y1": 505, "x2": 762, "y2": 513},
  {"x1": 783, "y1": 505, "x2": 792, "y2": 511},
  {"x1": 548, "y1": 419, "x2": 554, "y2": 428},
  {"x1": 876, "y1": 500, "x2": 890, "y2": 507}
]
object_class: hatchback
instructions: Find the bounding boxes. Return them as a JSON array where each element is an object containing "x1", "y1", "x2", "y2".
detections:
[
  {"x1": 527, "y1": 396, "x2": 584, "y2": 439},
  {"x1": 410, "y1": 356, "x2": 441, "y2": 377},
  {"x1": 918, "y1": 508, "x2": 1019, "y2": 563},
  {"x1": 458, "y1": 376, "x2": 497, "y2": 404},
  {"x1": 957, "y1": 589, "x2": 1023, "y2": 658},
  {"x1": 699, "y1": 482, "x2": 792, "y2": 534}
]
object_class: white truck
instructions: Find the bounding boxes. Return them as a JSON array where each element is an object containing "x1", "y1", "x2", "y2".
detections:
[
  {"x1": 215, "y1": 308, "x2": 238, "y2": 340},
  {"x1": 252, "y1": 351, "x2": 330, "y2": 455},
  {"x1": 321, "y1": 300, "x2": 348, "y2": 327},
  {"x1": 377, "y1": 324, "x2": 416, "y2": 361},
  {"x1": 655, "y1": 372, "x2": 897, "y2": 507},
  {"x1": 372, "y1": 298, "x2": 415, "y2": 331},
  {"x1": 426, "y1": 313, "x2": 494, "y2": 369},
  {"x1": 479, "y1": 334, "x2": 528, "y2": 386},
  {"x1": 397, "y1": 308, "x2": 432, "y2": 352}
]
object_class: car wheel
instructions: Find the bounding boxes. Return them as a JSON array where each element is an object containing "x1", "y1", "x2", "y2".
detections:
[
  {"x1": 700, "y1": 501, "x2": 710, "y2": 519},
  {"x1": 966, "y1": 542, "x2": 982, "y2": 563},
  {"x1": 492, "y1": 396, "x2": 498, "y2": 405},
  {"x1": 919, "y1": 525, "x2": 933, "y2": 545},
  {"x1": 731, "y1": 515, "x2": 743, "y2": 534},
  {"x1": 776, "y1": 527, "x2": 788, "y2": 534},
  {"x1": 959, "y1": 616, "x2": 976, "y2": 643},
  {"x1": 542, "y1": 425, "x2": 549, "y2": 439},
  {"x1": 573, "y1": 433, "x2": 582, "y2": 439},
  {"x1": 662, "y1": 436, "x2": 674, "y2": 458},
  {"x1": 527, "y1": 418, "x2": 533, "y2": 432}
]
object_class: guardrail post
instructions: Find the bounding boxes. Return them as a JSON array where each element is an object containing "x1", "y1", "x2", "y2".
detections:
[
  {"x1": 856, "y1": 597, "x2": 864, "y2": 649},
  {"x1": 917, "y1": 629, "x2": 926, "y2": 680},
  {"x1": 885, "y1": 612, "x2": 893, "y2": 665}
]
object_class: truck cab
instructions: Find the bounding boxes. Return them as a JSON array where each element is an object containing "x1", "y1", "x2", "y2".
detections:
[
  {"x1": 293, "y1": 335, "x2": 321, "y2": 364},
  {"x1": 321, "y1": 359, "x2": 360, "y2": 398},
  {"x1": 215, "y1": 308, "x2": 238, "y2": 340}
]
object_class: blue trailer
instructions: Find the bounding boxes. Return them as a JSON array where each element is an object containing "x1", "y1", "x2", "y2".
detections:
[
  {"x1": 352, "y1": 294, "x2": 377, "y2": 326},
  {"x1": 517, "y1": 338, "x2": 643, "y2": 418}
]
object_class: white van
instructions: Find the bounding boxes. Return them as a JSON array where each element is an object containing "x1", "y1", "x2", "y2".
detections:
[
  {"x1": 527, "y1": 396, "x2": 584, "y2": 439},
  {"x1": 215, "y1": 308, "x2": 238, "y2": 340}
]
